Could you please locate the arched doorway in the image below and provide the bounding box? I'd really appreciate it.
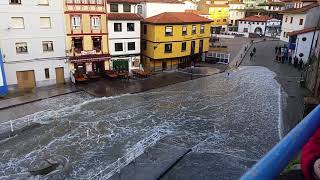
[254,27,263,35]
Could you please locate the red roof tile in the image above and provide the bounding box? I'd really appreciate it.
[185,9,203,15]
[143,12,213,24]
[108,13,143,20]
[288,26,320,36]
[145,0,184,3]
[238,15,271,22]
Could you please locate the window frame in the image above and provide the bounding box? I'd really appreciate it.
[299,19,303,25]
[91,16,101,29]
[11,17,25,29]
[165,26,173,36]
[40,17,52,29]
[192,25,196,34]
[71,16,81,29]
[127,23,135,32]
[123,4,131,12]
[38,0,49,5]
[110,4,118,12]
[164,43,172,53]
[181,42,187,52]
[115,43,123,52]
[92,37,102,52]
[114,23,122,32]
[44,68,50,79]
[73,37,83,52]
[200,24,205,34]
[15,42,28,54]
[128,42,135,51]
[42,41,54,52]
[9,0,21,4]
[182,25,187,36]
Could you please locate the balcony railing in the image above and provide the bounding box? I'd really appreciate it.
[240,105,320,180]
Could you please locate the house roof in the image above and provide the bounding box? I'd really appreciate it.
[185,9,204,15]
[238,15,271,22]
[108,13,143,20]
[229,1,244,4]
[280,3,319,14]
[143,12,213,24]
[107,0,144,3]
[288,26,320,36]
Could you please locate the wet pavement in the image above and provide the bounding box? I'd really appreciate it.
[241,40,310,135]
[0,66,281,180]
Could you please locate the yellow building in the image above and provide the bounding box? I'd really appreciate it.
[64,0,109,81]
[142,12,212,72]
[197,0,230,33]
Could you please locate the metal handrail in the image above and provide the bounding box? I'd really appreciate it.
[240,105,320,180]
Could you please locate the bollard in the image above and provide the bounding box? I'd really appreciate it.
[10,120,13,132]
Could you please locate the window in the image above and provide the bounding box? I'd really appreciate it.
[15,42,28,53]
[114,23,122,32]
[40,17,51,28]
[115,43,123,51]
[200,24,205,34]
[257,22,259,25]
[137,5,142,14]
[73,38,83,52]
[91,16,100,29]
[299,53,304,57]
[252,22,255,24]
[243,28,248,32]
[72,16,81,29]
[143,25,147,34]
[128,42,135,51]
[110,4,118,12]
[42,41,54,52]
[11,17,24,29]
[290,17,293,23]
[92,37,101,51]
[244,21,246,24]
[182,25,187,35]
[285,16,288,23]
[127,23,134,31]
[45,68,50,79]
[123,4,131,12]
[283,32,286,37]
[302,37,307,41]
[299,19,304,25]
[181,42,186,52]
[192,25,196,34]
[164,44,172,53]
[240,21,242,24]
[223,19,226,22]
[38,0,49,5]
[165,26,173,36]
[10,0,21,4]
[261,22,264,25]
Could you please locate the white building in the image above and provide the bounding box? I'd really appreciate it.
[265,18,282,37]
[238,15,272,35]
[107,0,143,72]
[228,1,246,31]
[140,0,187,18]
[280,2,320,42]
[0,0,68,90]
[184,0,198,10]
[288,27,320,63]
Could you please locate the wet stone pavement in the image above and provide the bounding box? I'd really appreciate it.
[0,66,281,179]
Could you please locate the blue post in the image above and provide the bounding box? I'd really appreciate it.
[241,105,320,180]
[0,49,8,96]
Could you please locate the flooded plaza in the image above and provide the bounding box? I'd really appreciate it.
[0,66,282,179]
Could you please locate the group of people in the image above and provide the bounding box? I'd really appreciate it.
[275,45,304,70]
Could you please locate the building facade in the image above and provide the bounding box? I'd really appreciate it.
[64,0,109,82]
[288,27,320,63]
[0,0,68,90]
[107,0,143,72]
[238,15,272,35]
[140,0,186,18]
[141,12,212,71]
[228,1,246,31]
[280,2,319,42]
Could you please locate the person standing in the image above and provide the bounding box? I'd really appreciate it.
[250,52,254,61]
[275,46,278,54]
[288,56,293,65]
[294,56,299,68]
[298,58,304,70]
[253,47,256,54]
